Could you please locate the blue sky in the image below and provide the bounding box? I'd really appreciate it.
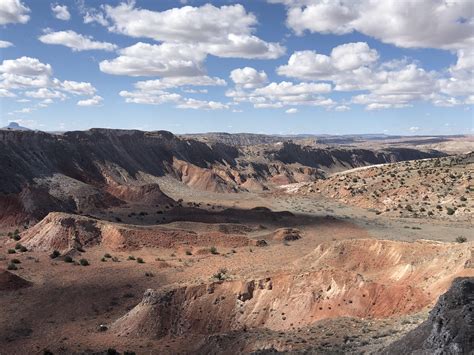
[0,0,473,135]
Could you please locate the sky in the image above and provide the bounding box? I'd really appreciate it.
[0,0,473,135]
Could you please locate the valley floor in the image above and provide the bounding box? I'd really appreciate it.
[0,180,472,354]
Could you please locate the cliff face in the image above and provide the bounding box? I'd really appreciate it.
[0,129,239,195]
[274,142,447,170]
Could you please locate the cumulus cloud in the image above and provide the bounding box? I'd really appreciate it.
[77,95,103,106]
[25,88,66,100]
[51,4,70,21]
[39,30,118,51]
[77,0,109,26]
[99,42,206,77]
[271,0,474,51]
[285,108,298,114]
[103,2,284,60]
[0,56,101,113]
[0,40,13,48]
[276,41,472,110]
[0,56,52,77]
[61,80,97,95]
[118,74,228,110]
[230,67,268,89]
[226,81,334,109]
[98,3,284,80]
[0,0,30,25]
[176,98,229,110]
[134,76,226,91]
[269,1,473,111]
[277,42,378,81]
[119,90,182,105]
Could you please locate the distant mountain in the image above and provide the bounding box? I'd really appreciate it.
[1,122,32,131]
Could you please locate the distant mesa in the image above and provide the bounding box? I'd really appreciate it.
[1,122,32,131]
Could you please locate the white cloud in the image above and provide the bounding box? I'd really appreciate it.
[230,67,268,89]
[272,0,474,51]
[0,56,52,77]
[277,42,378,81]
[409,126,420,133]
[61,80,97,95]
[334,105,350,112]
[0,56,101,113]
[51,4,70,21]
[285,108,298,114]
[0,72,50,90]
[119,90,182,105]
[276,42,469,110]
[99,42,206,77]
[83,11,108,26]
[226,81,334,109]
[0,0,30,25]
[254,81,331,96]
[77,95,103,106]
[465,95,474,105]
[134,76,226,91]
[78,1,109,26]
[330,42,379,71]
[103,2,284,60]
[176,98,229,110]
[182,88,208,94]
[0,88,16,97]
[0,40,13,48]
[25,88,66,100]
[39,30,118,52]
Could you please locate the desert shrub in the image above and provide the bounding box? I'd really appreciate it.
[79,258,89,266]
[50,250,61,259]
[460,196,467,202]
[11,229,20,241]
[11,258,21,264]
[7,249,16,254]
[185,250,192,256]
[446,207,455,215]
[127,255,135,260]
[212,268,228,281]
[64,256,73,263]
[210,246,218,255]
[136,257,144,264]
[15,243,22,250]
[7,263,17,270]
[101,257,107,262]
[104,253,112,258]
[455,236,467,243]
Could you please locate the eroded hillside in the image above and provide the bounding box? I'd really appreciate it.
[291,153,473,221]
[0,129,446,227]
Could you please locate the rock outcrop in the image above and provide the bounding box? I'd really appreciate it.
[384,277,474,354]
